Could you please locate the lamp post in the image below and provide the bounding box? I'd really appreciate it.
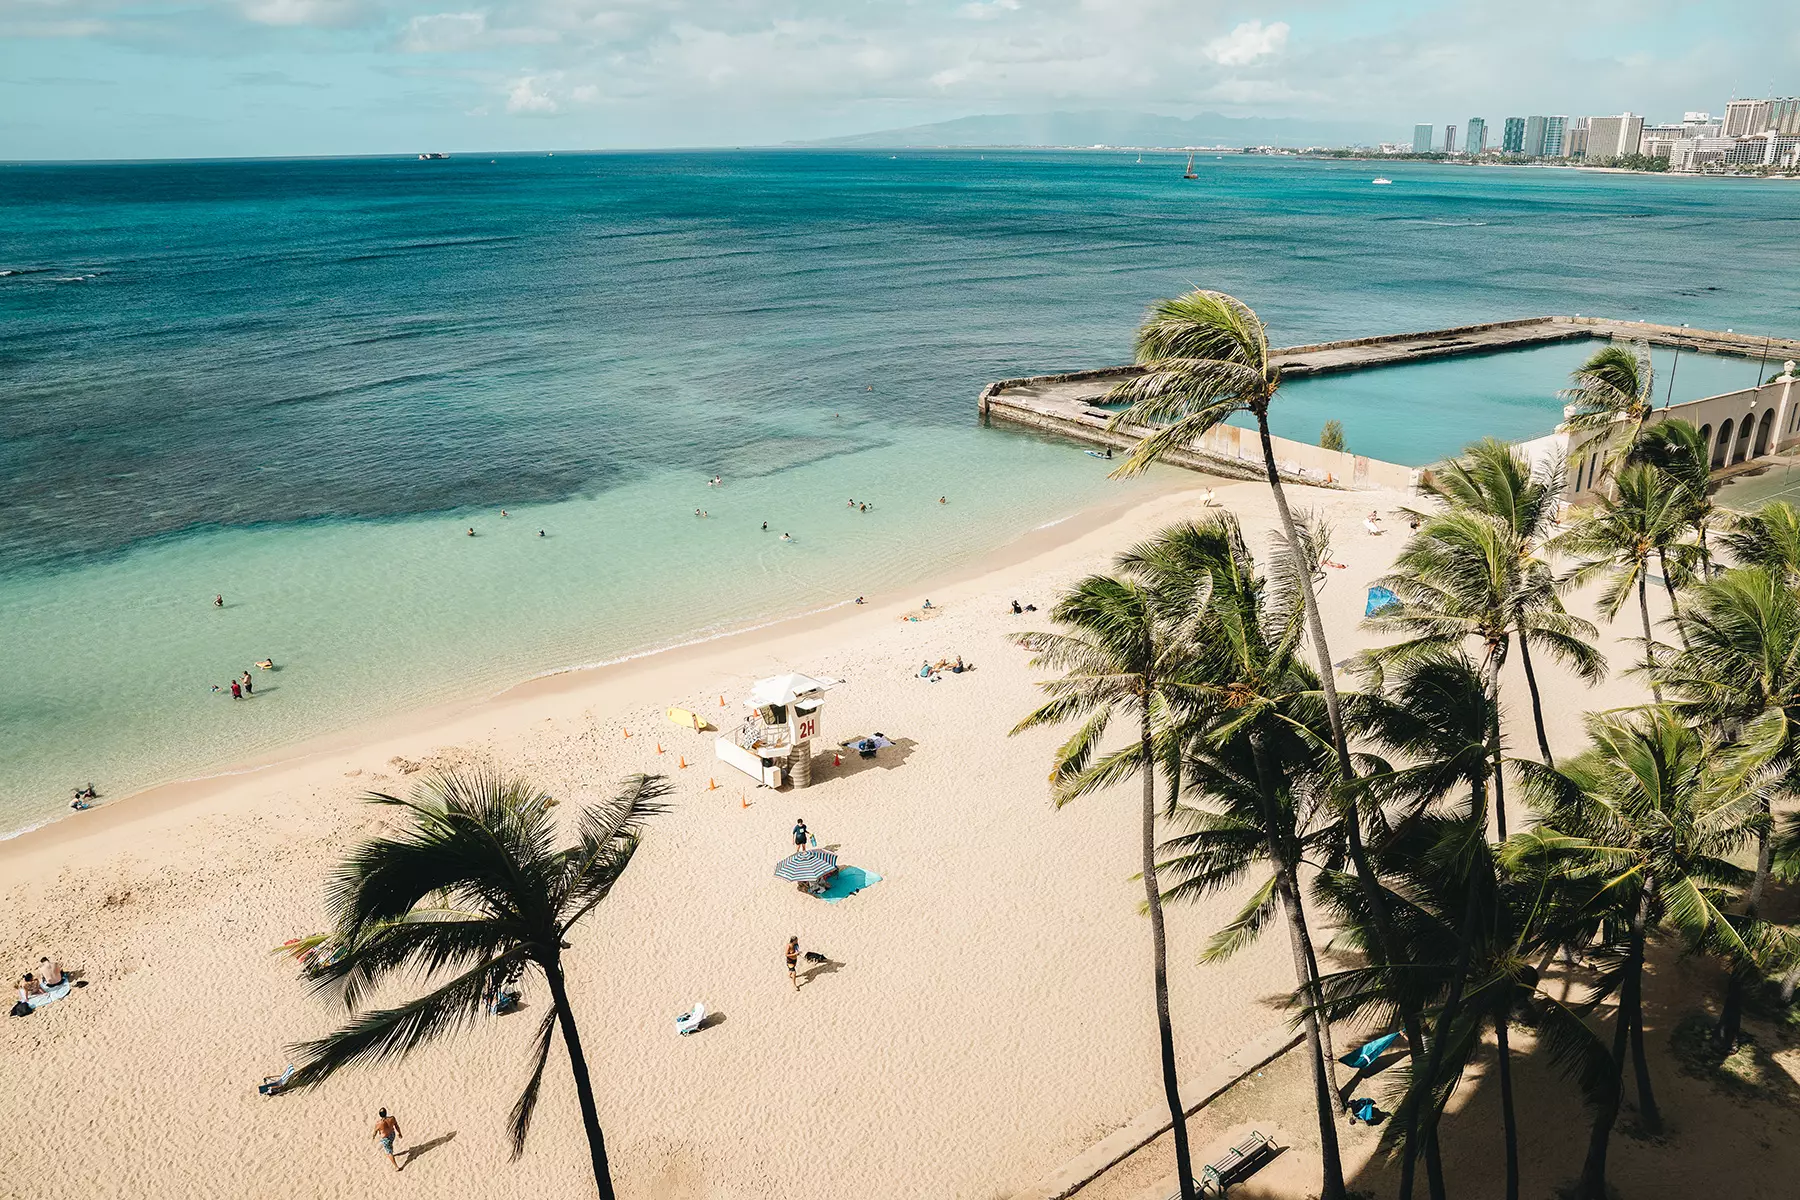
[1663,323,1688,408]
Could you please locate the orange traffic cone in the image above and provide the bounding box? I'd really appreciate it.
[741,794,751,808]
[623,728,630,738]
[656,743,664,754]
[718,695,726,707]
[707,777,718,791]
[678,756,688,769]
[833,753,842,767]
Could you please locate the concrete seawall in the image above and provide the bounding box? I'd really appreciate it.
[979,315,1800,490]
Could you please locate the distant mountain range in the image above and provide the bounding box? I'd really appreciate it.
[800,111,1390,150]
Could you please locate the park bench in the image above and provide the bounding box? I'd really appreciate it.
[1164,1128,1278,1197]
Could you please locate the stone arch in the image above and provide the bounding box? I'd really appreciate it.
[1713,418,1735,469]
[1756,408,1776,457]
[1734,416,1755,464]
[1698,423,1712,457]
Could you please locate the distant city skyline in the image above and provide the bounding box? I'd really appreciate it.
[2,1,1797,161]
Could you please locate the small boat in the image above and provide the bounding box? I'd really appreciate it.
[417,152,448,160]
[1183,153,1198,180]
[1372,177,1394,185]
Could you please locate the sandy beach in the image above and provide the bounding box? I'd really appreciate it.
[1,476,1674,1200]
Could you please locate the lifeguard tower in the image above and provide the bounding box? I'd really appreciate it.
[714,672,829,789]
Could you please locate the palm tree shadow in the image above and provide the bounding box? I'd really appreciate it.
[402,1131,456,1168]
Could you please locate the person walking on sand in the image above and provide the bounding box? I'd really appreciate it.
[792,818,808,854]
[373,1108,403,1171]
[787,936,801,990]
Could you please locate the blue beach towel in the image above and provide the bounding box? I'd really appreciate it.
[1340,1031,1404,1069]
[1350,1098,1380,1124]
[1365,586,1400,618]
[816,866,882,903]
[26,981,72,1011]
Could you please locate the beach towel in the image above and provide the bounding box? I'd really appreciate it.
[26,981,72,1011]
[1340,1030,1404,1069]
[1365,586,1400,618]
[815,866,882,903]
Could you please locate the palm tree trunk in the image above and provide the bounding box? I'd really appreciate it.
[1248,731,1349,1182]
[1719,800,1773,1048]
[1637,574,1663,703]
[1700,525,1715,581]
[1495,1008,1520,1200]
[1575,959,1632,1200]
[1657,549,1690,651]
[1624,905,1661,1134]
[1142,711,1198,1200]
[1486,643,1510,842]
[1514,633,1555,767]
[1252,410,1404,1200]
[544,965,615,1200]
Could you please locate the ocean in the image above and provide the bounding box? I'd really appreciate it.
[3,150,1797,833]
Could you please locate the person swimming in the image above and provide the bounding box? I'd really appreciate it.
[780,532,792,541]
[466,527,475,537]
[538,530,545,537]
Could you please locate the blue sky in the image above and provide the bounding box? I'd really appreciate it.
[2,1,1795,159]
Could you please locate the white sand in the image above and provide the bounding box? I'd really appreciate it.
[0,478,1669,1199]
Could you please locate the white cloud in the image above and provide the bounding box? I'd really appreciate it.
[402,11,486,52]
[239,0,361,27]
[1204,19,1289,66]
[958,0,1021,20]
[504,73,558,113]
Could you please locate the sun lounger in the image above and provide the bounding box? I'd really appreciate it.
[675,1003,705,1036]
[1189,1129,1279,1197]
[259,1064,295,1096]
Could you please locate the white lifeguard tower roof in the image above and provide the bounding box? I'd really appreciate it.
[747,673,832,707]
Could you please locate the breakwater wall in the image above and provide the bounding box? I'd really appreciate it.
[979,315,1800,489]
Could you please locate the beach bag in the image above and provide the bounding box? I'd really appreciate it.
[9,1000,31,1017]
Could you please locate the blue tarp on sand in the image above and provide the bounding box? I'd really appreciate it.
[1365,586,1400,618]
[1340,1030,1404,1069]
[815,866,882,903]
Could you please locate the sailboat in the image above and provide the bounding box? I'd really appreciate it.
[1183,153,1198,180]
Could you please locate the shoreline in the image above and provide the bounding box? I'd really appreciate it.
[0,473,1194,860]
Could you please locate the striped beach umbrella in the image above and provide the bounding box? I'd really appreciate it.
[775,849,839,882]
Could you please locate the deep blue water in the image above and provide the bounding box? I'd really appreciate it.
[5,151,1799,573]
[2,151,1799,829]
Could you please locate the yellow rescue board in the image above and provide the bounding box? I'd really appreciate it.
[667,706,709,732]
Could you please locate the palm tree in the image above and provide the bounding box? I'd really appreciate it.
[1629,419,1721,582]
[1012,569,1203,1200]
[1348,650,1523,1199]
[1366,509,1604,825]
[1553,464,1702,703]
[1560,341,1656,486]
[1720,499,1800,583]
[1414,437,1587,764]
[1655,567,1800,1044]
[1136,514,1347,1199]
[1513,709,1780,1195]
[1101,293,1421,1164]
[286,770,670,1200]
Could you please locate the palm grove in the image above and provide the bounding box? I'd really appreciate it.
[1013,292,1800,1200]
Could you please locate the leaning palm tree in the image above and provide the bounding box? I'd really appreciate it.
[287,770,670,1200]
[1414,438,1585,764]
[1137,514,1346,1199]
[1561,341,1656,486]
[1512,709,1783,1195]
[1720,499,1800,583]
[1100,294,1422,1163]
[1552,463,1703,702]
[1012,569,1203,1200]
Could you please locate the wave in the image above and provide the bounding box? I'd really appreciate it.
[51,273,101,282]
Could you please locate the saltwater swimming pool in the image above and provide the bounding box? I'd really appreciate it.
[1242,340,1771,467]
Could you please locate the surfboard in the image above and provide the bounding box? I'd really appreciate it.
[667,706,709,732]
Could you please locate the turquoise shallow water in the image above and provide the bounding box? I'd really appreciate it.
[4,151,1798,833]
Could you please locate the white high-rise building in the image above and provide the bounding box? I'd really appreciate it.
[1412,124,1433,153]
[1724,99,1773,136]
[1524,115,1548,156]
[1584,113,1644,160]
